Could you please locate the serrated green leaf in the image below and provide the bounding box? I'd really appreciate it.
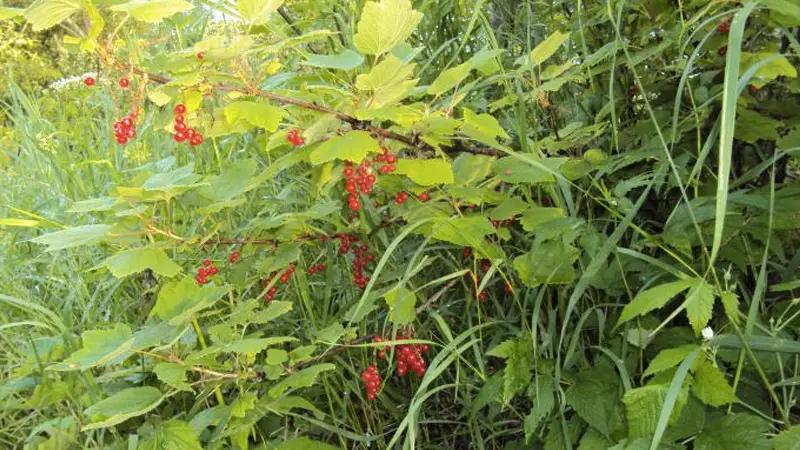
[237,0,283,24]
[67,197,116,213]
[460,109,509,148]
[316,323,345,343]
[488,198,528,220]
[524,374,555,441]
[223,336,296,355]
[109,0,193,23]
[248,301,293,324]
[774,425,800,450]
[150,278,230,325]
[24,0,80,31]
[153,363,191,392]
[616,278,697,327]
[515,30,571,67]
[472,48,504,75]
[140,420,201,450]
[384,286,417,325]
[427,60,472,95]
[565,367,620,437]
[82,387,164,431]
[200,159,257,202]
[520,207,565,231]
[303,49,365,70]
[494,337,533,403]
[694,414,770,450]
[683,281,715,335]
[355,56,418,108]
[514,240,579,286]
[266,349,288,365]
[225,101,286,133]
[309,131,379,165]
[430,216,495,247]
[268,363,336,397]
[102,246,182,278]
[644,344,699,377]
[395,158,455,186]
[258,245,302,275]
[30,224,112,252]
[622,384,687,440]
[50,324,132,371]
[353,0,423,56]
[452,153,496,185]
[692,360,737,407]
[734,109,781,143]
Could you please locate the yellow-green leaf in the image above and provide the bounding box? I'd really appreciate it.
[427,60,473,95]
[237,0,284,24]
[616,278,697,327]
[82,387,164,431]
[308,131,379,165]
[109,0,193,23]
[224,101,286,133]
[24,0,80,31]
[515,31,571,67]
[384,286,417,325]
[353,0,423,56]
[102,246,182,278]
[395,159,455,186]
[692,360,737,407]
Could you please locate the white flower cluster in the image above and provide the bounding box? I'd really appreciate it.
[47,72,98,92]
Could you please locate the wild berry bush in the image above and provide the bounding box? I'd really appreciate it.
[1,0,800,449]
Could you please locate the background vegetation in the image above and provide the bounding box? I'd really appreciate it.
[1,0,800,449]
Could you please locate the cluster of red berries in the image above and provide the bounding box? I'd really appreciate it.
[391,334,430,377]
[373,147,397,174]
[196,259,220,285]
[262,264,296,302]
[172,104,204,146]
[490,216,516,228]
[229,251,240,264]
[343,160,377,212]
[360,365,382,401]
[307,263,326,275]
[395,191,409,204]
[84,76,96,87]
[113,112,138,145]
[336,234,374,290]
[286,129,305,146]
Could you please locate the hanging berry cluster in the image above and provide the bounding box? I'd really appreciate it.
[286,129,304,146]
[395,191,409,204]
[360,365,382,401]
[172,104,204,146]
[343,160,377,212]
[261,263,296,302]
[373,146,397,174]
[113,112,138,146]
[195,259,220,285]
[336,234,374,290]
[393,333,430,377]
[307,263,325,275]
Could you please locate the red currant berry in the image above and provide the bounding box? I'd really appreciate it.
[121,117,133,129]
[84,77,96,87]
[203,259,212,266]
[208,266,219,275]
[749,84,759,94]
[418,192,430,202]
[116,135,128,145]
[229,251,240,263]
[174,115,185,124]
[126,128,136,139]
[119,77,130,88]
[197,51,205,60]
[174,132,187,143]
[174,122,188,133]
[718,46,727,57]
[189,135,203,146]
[175,104,187,115]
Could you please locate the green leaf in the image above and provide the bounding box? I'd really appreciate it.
[258,245,302,275]
[384,286,417,325]
[246,301,294,324]
[514,240,579,286]
[102,246,182,278]
[303,49,365,70]
[734,109,781,143]
[692,360,736,407]
[460,109,509,148]
[740,52,798,84]
[276,437,340,450]
[622,384,687,440]
[225,101,286,133]
[236,0,283,24]
[774,425,800,450]
[524,374,555,441]
[395,158,455,186]
[200,159,257,202]
[427,60,473,95]
[616,278,697,327]
[720,291,740,325]
[140,420,202,450]
[431,216,495,247]
[493,156,564,184]
[268,363,336,397]
[153,363,191,392]
[694,414,770,450]
[82,387,164,431]
[109,0,193,23]
[472,48,505,75]
[223,336,296,355]
[231,392,257,418]
[309,131,379,165]
[520,207,565,231]
[0,7,24,20]
[68,197,116,213]
[488,337,532,403]
[50,324,132,371]
[683,281,715,335]
[24,0,80,31]
[515,30,571,67]
[355,56,418,108]
[452,153,496,185]
[30,224,112,252]
[643,344,699,377]
[489,198,528,220]
[150,278,230,325]
[353,0,423,56]
[316,323,345,344]
[565,367,620,437]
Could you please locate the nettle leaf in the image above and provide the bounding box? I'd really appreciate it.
[150,278,230,325]
[200,159,258,202]
[268,363,336,397]
[431,216,495,247]
[384,286,417,325]
[83,387,164,431]
[694,414,770,450]
[644,344,699,377]
[303,49,365,70]
[224,101,286,133]
[461,109,509,148]
[683,281,715,335]
[102,246,182,278]
[515,30,571,67]
[427,60,473,95]
[50,324,132,371]
[31,224,113,251]
[109,0,194,23]
[276,437,340,450]
[452,153,496,185]
[236,0,283,24]
[395,158,455,186]
[616,278,697,327]
[565,367,620,437]
[355,56,418,108]
[24,0,80,31]
[692,360,737,407]
[353,0,423,56]
[140,420,201,450]
[520,207,564,231]
[309,131,380,165]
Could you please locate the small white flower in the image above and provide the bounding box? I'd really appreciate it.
[701,326,714,340]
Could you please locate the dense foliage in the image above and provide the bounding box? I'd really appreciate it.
[2,0,800,449]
